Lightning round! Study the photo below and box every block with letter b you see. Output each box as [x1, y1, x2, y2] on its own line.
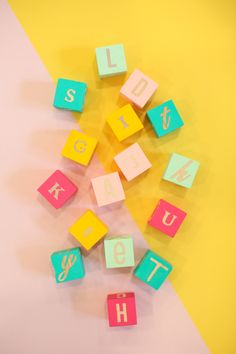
[104, 236, 135, 268]
[96, 44, 127, 78]
[53, 78, 87, 112]
[107, 292, 137, 327]
[134, 250, 172, 290]
[37, 170, 78, 209]
[51, 247, 85, 283]
[147, 100, 184, 138]
[148, 199, 187, 237]
[120, 69, 158, 109]
[163, 153, 200, 188]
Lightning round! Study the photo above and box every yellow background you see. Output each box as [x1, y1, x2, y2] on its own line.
[8, 0, 236, 353]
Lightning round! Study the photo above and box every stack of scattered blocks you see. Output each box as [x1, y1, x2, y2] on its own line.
[37, 43, 200, 327]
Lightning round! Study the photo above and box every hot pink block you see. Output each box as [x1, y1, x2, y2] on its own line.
[120, 69, 158, 109]
[148, 199, 187, 237]
[37, 170, 78, 209]
[107, 292, 137, 327]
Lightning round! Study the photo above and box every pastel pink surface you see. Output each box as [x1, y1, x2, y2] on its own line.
[148, 199, 187, 237]
[114, 143, 152, 181]
[37, 170, 77, 209]
[120, 69, 158, 108]
[107, 292, 137, 327]
[91, 172, 125, 207]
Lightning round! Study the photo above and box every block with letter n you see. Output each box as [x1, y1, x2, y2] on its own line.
[107, 292, 137, 327]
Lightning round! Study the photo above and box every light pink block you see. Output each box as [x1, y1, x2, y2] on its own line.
[107, 292, 137, 327]
[114, 143, 152, 181]
[148, 199, 187, 237]
[37, 170, 78, 209]
[120, 69, 158, 109]
[91, 172, 125, 207]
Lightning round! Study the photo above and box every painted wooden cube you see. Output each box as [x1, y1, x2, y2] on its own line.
[51, 247, 85, 283]
[91, 172, 125, 207]
[61, 130, 97, 166]
[69, 210, 108, 251]
[53, 78, 87, 112]
[134, 250, 172, 290]
[148, 199, 187, 237]
[104, 236, 135, 268]
[107, 292, 137, 327]
[96, 44, 127, 78]
[147, 100, 184, 137]
[163, 153, 200, 188]
[114, 143, 152, 181]
[120, 69, 158, 109]
[106, 104, 143, 142]
[37, 170, 77, 209]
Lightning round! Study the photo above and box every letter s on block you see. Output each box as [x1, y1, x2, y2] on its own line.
[65, 89, 76, 103]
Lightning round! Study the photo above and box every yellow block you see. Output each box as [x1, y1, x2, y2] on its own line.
[69, 210, 108, 250]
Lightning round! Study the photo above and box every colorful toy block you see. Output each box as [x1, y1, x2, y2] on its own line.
[61, 130, 97, 166]
[95, 44, 127, 78]
[91, 172, 125, 207]
[69, 210, 108, 251]
[148, 199, 187, 237]
[106, 104, 143, 142]
[37, 170, 77, 209]
[51, 247, 85, 283]
[53, 78, 87, 112]
[107, 292, 137, 327]
[163, 153, 200, 188]
[134, 250, 172, 290]
[120, 69, 158, 109]
[104, 236, 135, 268]
[114, 143, 152, 181]
[147, 100, 184, 137]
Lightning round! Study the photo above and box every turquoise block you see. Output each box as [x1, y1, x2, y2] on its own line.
[104, 236, 135, 268]
[51, 247, 85, 283]
[96, 44, 127, 78]
[134, 250, 172, 290]
[53, 78, 87, 112]
[163, 153, 200, 188]
[147, 100, 184, 137]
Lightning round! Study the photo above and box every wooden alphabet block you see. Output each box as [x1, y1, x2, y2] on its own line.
[106, 104, 143, 142]
[37, 170, 77, 209]
[163, 153, 200, 188]
[53, 78, 87, 112]
[148, 199, 187, 237]
[147, 100, 184, 137]
[114, 143, 152, 181]
[134, 250, 172, 290]
[95, 44, 127, 78]
[104, 236, 135, 268]
[91, 172, 125, 207]
[120, 69, 158, 109]
[61, 130, 97, 166]
[51, 247, 85, 283]
[69, 210, 108, 251]
[107, 292, 137, 327]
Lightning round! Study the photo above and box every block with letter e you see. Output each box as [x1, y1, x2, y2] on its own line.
[107, 292, 137, 327]
[104, 236, 135, 268]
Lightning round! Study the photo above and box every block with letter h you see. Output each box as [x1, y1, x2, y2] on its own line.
[107, 292, 137, 327]
[134, 250, 172, 290]
[104, 236, 135, 268]
[54, 78, 87, 112]
[37, 170, 78, 209]
[96, 44, 127, 78]
[51, 247, 85, 283]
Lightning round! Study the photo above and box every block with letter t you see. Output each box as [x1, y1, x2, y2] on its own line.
[107, 292, 137, 327]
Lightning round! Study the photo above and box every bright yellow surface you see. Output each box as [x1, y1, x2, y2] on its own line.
[9, 0, 236, 353]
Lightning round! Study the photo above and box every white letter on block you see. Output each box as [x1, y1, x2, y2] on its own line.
[48, 183, 65, 200]
[116, 303, 128, 323]
[114, 242, 126, 265]
[65, 89, 76, 103]
[162, 211, 177, 226]
[147, 257, 168, 282]
[170, 160, 193, 182]
[132, 78, 148, 97]
[106, 48, 117, 68]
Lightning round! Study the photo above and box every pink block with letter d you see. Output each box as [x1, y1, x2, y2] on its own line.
[37, 170, 78, 209]
[148, 199, 187, 237]
[107, 292, 137, 327]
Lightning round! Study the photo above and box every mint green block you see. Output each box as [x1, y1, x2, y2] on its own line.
[53, 78, 87, 112]
[51, 247, 85, 283]
[104, 236, 135, 268]
[95, 44, 127, 78]
[163, 153, 200, 188]
[134, 250, 172, 290]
